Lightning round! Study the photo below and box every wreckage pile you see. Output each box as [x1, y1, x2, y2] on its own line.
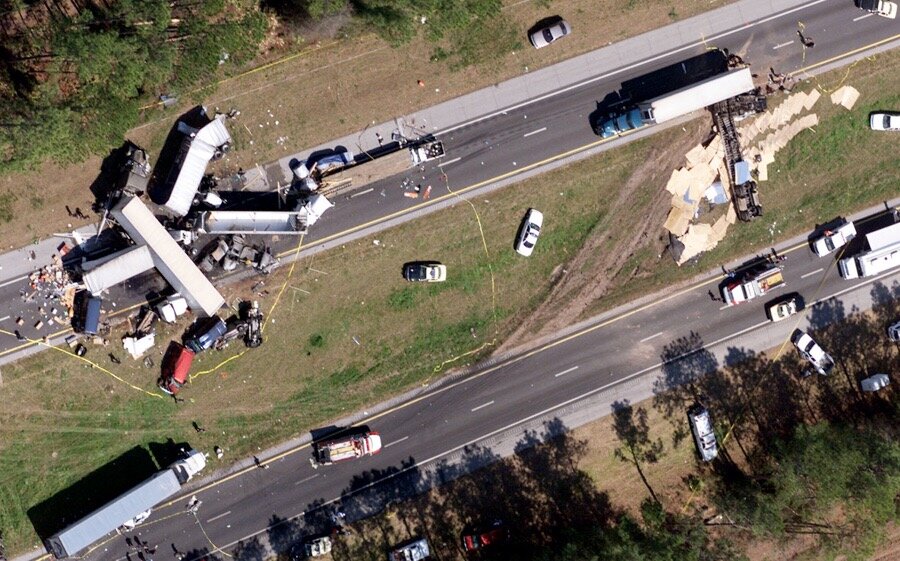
[662, 83, 861, 265]
[18, 256, 78, 335]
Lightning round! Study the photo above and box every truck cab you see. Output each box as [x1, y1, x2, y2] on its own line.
[169, 448, 207, 483]
[159, 344, 195, 395]
[811, 219, 856, 256]
[595, 108, 644, 138]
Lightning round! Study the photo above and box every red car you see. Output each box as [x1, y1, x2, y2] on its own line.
[462, 520, 508, 552]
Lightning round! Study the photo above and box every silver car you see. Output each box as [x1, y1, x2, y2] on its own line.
[529, 19, 571, 49]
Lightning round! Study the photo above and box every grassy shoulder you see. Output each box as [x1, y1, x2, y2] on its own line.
[0, 0, 733, 248]
[1, 45, 899, 556]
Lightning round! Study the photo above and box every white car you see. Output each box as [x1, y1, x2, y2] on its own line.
[861, 373, 890, 392]
[791, 330, 835, 376]
[403, 262, 447, 282]
[857, 0, 898, 19]
[514, 209, 543, 256]
[766, 297, 798, 322]
[888, 321, 900, 341]
[811, 219, 857, 256]
[870, 112, 900, 131]
[687, 405, 718, 462]
[528, 19, 571, 49]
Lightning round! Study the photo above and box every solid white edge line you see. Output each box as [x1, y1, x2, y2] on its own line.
[554, 366, 579, 378]
[639, 332, 663, 343]
[523, 127, 547, 137]
[471, 400, 495, 412]
[179, 269, 900, 561]
[438, 157, 461, 167]
[384, 436, 410, 448]
[801, 267, 825, 279]
[206, 510, 232, 523]
[0, 275, 28, 289]
[437, 0, 832, 136]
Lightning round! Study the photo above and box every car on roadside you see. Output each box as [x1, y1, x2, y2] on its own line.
[856, 0, 898, 19]
[811, 219, 857, 256]
[791, 330, 835, 376]
[687, 404, 718, 462]
[462, 520, 509, 552]
[403, 262, 447, 282]
[389, 537, 430, 561]
[861, 373, 890, 392]
[766, 296, 798, 322]
[528, 19, 571, 49]
[888, 320, 900, 342]
[870, 111, 900, 131]
[514, 208, 543, 256]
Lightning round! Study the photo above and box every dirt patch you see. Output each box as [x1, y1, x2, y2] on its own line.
[498, 120, 709, 352]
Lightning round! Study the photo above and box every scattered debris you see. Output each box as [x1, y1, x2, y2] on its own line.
[830, 85, 860, 110]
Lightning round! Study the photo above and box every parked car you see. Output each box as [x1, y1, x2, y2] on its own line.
[766, 296, 798, 322]
[388, 537, 430, 561]
[861, 373, 890, 392]
[514, 208, 544, 256]
[528, 19, 571, 49]
[462, 520, 509, 552]
[403, 262, 447, 282]
[857, 0, 898, 18]
[870, 111, 900, 130]
[687, 405, 718, 462]
[811, 219, 857, 256]
[185, 317, 227, 353]
[889, 320, 900, 342]
[791, 330, 835, 376]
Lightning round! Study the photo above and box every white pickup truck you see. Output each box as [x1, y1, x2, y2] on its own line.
[811, 219, 856, 256]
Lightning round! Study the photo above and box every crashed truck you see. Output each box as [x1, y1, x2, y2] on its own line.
[313, 430, 382, 465]
[292, 137, 445, 195]
[45, 449, 206, 558]
[194, 193, 334, 235]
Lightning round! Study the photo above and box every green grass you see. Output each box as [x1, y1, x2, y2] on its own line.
[1, 50, 899, 555]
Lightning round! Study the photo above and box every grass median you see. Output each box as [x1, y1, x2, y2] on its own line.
[1, 48, 899, 555]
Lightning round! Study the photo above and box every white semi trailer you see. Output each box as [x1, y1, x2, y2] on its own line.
[838, 221, 900, 279]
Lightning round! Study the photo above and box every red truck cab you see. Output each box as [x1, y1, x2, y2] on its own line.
[159, 344, 194, 395]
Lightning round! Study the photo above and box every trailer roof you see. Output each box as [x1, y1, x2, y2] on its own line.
[866, 222, 900, 251]
[82, 245, 155, 295]
[111, 196, 224, 316]
[162, 117, 232, 217]
[49, 471, 180, 557]
[649, 68, 755, 124]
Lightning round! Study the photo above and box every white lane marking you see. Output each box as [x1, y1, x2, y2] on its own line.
[719, 303, 731, 311]
[471, 400, 495, 412]
[853, 13, 874, 21]
[295, 474, 319, 486]
[182, 267, 900, 561]
[384, 436, 409, 448]
[772, 40, 795, 50]
[206, 510, 231, 523]
[801, 267, 824, 279]
[437, 0, 831, 136]
[349, 188, 374, 198]
[554, 366, 579, 378]
[0, 275, 28, 289]
[523, 127, 547, 138]
[438, 157, 461, 167]
[0, 316, 9, 322]
[639, 332, 663, 343]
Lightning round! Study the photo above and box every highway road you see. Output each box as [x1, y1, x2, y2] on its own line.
[2, 1, 898, 559]
[1, 0, 898, 357]
[80, 205, 900, 561]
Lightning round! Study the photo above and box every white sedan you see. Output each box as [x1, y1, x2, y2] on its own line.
[766, 297, 798, 322]
[515, 209, 544, 256]
[528, 20, 571, 49]
[870, 112, 900, 131]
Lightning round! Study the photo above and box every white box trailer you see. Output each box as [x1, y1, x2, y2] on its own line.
[46, 450, 206, 559]
[196, 194, 333, 235]
[639, 67, 755, 124]
[838, 222, 900, 279]
[82, 245, 155, 295]
[162, 117, 232, 217]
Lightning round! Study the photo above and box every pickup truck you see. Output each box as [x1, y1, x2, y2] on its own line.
[811, 219, 856, 256]
[791, 330, 834, 376]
